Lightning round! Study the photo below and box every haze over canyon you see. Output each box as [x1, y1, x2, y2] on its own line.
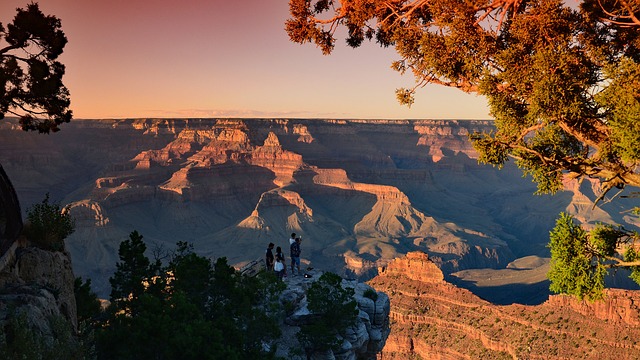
[1, 118, 638, 300]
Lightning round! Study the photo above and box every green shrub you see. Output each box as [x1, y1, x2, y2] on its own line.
[297, 272, 359, 354]
[363, 288, 378, 301]
[25, 194, 75, 251]
[0, 312, 91, 360]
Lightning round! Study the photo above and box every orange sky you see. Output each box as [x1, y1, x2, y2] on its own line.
[1, 0, 490, 119]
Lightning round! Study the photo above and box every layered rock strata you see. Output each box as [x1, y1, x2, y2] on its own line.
[370, 252, 640, 359]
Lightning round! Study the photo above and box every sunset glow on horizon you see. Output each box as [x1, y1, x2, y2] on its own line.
[1, 0, 491, 120]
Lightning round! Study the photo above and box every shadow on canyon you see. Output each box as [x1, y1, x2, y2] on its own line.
[450, 276, 552, 305]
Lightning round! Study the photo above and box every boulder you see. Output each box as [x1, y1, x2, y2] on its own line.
[0, 243, 78, 343]
[15, 247, 77, 330]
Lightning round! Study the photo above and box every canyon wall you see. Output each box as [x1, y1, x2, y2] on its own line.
[370, 252, 640, 359]
[0, 118, 637, 299]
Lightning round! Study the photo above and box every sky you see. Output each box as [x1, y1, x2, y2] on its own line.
[1, 0, 491, 120]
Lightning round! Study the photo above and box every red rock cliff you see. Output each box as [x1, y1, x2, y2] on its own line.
[370, 252, 640, 360]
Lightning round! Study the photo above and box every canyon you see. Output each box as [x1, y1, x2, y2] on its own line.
[0, 117, 638, 303]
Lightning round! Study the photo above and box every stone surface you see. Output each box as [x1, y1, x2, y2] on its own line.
[272, 268, 389, 360]
[0, 164, 22, 254]
[369, 251, 640, 359]
[0, 238, 78, 343]
[15, 247, 78, 329]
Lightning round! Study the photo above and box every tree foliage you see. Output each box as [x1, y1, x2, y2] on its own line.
[287, 0, 640, 299]
[108, 230, 157, 315]
[548, 213, 640, 300]
[287, 0, 640, 194]
[25, 193, 74, 251]
[0, 3, 72, 133]
[97, 231, 284, 360]
[297, 272, 359, 354]
[74, 277, 101, 324]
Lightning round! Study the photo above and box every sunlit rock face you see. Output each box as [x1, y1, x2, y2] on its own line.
[0, 118, 637, 298]
[370, 252, 640, 359]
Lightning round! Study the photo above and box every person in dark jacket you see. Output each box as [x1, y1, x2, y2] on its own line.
[290, 237, 301, 276]
[265, 242, 275, 271]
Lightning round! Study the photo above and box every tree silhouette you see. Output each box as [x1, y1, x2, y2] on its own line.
[1, 3, 72, 133]
[99, 233, 284, 359]
[0, 3, 72, 254]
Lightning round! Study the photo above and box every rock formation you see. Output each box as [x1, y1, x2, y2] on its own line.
[0, 148, 77, 347]
[0, 236, 78, 342]
[272, 268, 390, 360]
[236, 258, 390, 358]
[369, 252, 640, 359]
[0, 165, 22, 254]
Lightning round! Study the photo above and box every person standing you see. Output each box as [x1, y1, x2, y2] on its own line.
[288, 233, 296, 272]
[275, 246, 287, 279]
[290, 237, 301, 276]
[288, 233, 296, 246]
[265, 242, 275, 271]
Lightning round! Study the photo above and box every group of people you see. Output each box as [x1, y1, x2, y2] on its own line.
[265, 233, 302, 280]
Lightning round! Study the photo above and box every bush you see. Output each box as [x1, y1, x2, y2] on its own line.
[25, 194, 75, 251]
[297, 272, 359, 354]
[0, 312, 90, 360]
[363, 288, 378, 301]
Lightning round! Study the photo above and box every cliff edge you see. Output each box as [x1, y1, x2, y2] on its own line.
[370, 251, 640, 359]
[0, 236, 77, 343]
[240, 260, 390, 359]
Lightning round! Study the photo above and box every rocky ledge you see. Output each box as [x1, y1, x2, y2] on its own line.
[277, 269, 390, 360]
[369, 251, 640, 359]
[240, 260, 390, 359]
[0, 237, 77, 342]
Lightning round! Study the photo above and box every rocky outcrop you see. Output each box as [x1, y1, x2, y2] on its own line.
[0, 239, 78, 342]
[249, 132, 304, 186]
[414, 120, 489, 162]
[0, 168, 78, 337]
[292, 123, 314, 143]
[274, 268, 390, 360]
[67, 200, 110, 227]
[0, 164, 22, 255]
[378, 252, 444, 283]
[369, 252, 640, 359]
[547, 289, 640, 326]
[13, 246, 78, 328]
